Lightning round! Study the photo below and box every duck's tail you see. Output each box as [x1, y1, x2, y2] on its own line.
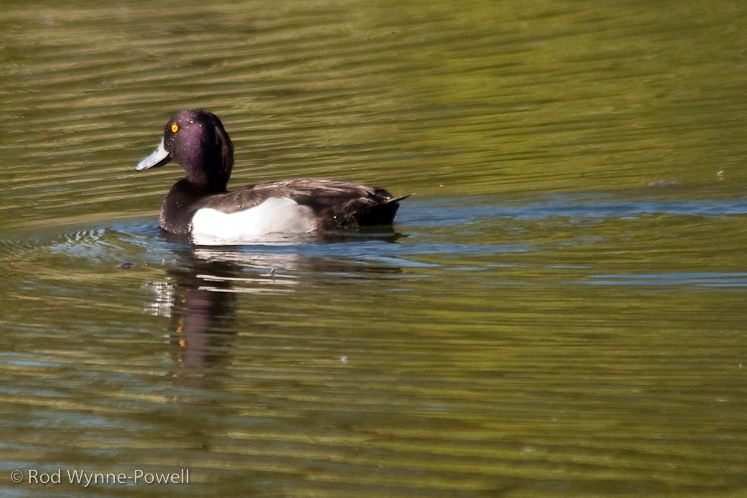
[386, 194, 412, 204]
[355, 191, 412, 227]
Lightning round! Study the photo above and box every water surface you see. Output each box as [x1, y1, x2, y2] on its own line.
[2, 1, 747, 497]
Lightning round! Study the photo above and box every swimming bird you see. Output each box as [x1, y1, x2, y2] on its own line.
[136, 109, 406, 244]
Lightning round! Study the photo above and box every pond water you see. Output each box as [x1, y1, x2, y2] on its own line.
[2, 1, 747, 497]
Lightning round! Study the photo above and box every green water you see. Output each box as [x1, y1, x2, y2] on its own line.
[2, 1, 747, 496]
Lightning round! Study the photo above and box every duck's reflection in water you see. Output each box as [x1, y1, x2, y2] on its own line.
[149, 238, 402, 381]
[164, 250, 302, 379]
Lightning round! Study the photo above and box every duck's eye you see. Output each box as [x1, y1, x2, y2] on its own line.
[170, 123, 179, 133]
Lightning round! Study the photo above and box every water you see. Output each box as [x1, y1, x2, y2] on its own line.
[2, 1, 747, 496]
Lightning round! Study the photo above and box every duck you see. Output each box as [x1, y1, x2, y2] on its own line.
[136, 109, 407, 244]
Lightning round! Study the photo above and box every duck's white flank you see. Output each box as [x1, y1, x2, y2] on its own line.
[190, 197, 315, 245]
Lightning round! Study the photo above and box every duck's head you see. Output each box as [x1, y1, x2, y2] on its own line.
[136, 109, 234, 191]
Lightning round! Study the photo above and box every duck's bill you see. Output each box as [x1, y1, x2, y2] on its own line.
[136, 138, 171, 171]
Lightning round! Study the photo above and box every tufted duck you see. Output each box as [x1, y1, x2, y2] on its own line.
[136, 109, 407, 244]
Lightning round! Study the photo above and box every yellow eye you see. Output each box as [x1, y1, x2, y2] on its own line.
[170, 123, 179, 133]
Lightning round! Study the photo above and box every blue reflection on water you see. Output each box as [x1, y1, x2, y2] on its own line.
[586, 273, 747, 287]
[4, 192, 747, 288]
[399, 194, 747, 226]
